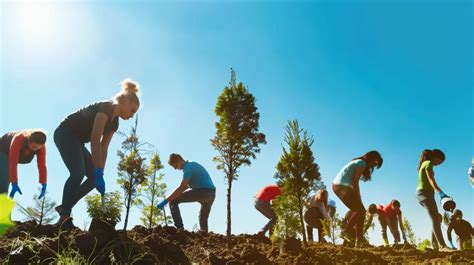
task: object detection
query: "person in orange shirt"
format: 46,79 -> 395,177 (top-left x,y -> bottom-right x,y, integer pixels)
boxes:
254,184 -> 281,236
0,130 -> 48,199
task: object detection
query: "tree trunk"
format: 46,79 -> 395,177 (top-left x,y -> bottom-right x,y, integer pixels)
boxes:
226,175 -> 233,249
123,183 -> 133,232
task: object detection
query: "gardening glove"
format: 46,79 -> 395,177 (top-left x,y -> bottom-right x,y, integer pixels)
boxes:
9,183 -> 22,198
38,183 -> 47,200
157,199 -> 168,210
438,190 -> 448,199
448,241 -> 455,249
93,168 -> 105,196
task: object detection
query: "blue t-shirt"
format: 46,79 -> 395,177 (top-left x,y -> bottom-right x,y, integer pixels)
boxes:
332,159 -> 366,188
183,161 -> 215,189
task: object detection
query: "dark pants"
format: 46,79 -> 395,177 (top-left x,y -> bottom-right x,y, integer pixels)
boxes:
0,152 -> 10,194
379,215 -> 401,243
333,184 -> 366,241
54,125 -> 94,217
254,198 -> 277,235
416,189 -> 446,248
304,207 -> 325,242
170,188 -> 215,232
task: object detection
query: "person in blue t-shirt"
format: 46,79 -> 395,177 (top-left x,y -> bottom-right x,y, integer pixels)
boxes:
157,153 -> 216,232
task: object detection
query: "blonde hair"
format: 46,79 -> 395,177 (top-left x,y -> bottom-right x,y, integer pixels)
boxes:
115,78 -> 140,106
315,189 -> 328,209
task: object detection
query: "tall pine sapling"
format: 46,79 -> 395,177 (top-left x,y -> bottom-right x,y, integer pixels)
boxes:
139,152 -> 172,228
117,117 -> 148,231
211,68 -> 266,248
18,188 -> 57,225
275,120 -> 321,246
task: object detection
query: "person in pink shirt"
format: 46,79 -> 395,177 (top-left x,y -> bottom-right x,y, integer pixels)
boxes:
254,184 -> 281,236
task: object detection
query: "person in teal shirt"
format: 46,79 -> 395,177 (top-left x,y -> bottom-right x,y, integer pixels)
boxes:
157,153 -> 216,232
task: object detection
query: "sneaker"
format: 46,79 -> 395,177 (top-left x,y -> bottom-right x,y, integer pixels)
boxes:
439,246 -> 456,252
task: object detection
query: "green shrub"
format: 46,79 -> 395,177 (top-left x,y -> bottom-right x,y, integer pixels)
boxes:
85,192 -> 122,224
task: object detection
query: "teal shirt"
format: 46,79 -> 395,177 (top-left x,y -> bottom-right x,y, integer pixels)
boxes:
183,161 -> 215,189
332,159 -> 366,188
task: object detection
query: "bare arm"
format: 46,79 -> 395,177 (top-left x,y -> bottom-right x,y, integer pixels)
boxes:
353,166 -> 364,199
398,212 -> 406,237
426,166 -> 442,193
166,179 -> 190,202
100,130 -> 114,168
90,113 -> 108,168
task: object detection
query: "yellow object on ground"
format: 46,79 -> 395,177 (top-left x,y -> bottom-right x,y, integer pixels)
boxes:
0,193 -> 16,235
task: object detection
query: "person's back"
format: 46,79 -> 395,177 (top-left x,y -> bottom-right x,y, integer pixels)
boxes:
183,161 -> 215,190
333,159 -> 366,188
255,184 -> 281,201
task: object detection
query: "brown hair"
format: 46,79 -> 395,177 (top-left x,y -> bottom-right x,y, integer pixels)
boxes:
23,129 -> 47,145
417,149 -> 445,170
115,78 -> 140,106
352,150 -> 383,181
168,153 -> 184,166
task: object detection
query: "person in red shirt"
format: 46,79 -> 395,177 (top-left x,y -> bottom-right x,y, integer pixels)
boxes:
366,200 -> 407,246
0,130 -> 48,199
254,184 -> 281,236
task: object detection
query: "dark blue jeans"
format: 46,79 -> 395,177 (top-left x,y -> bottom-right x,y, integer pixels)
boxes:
416,189 -> 446,248
54,124 -> 94,216
0,152 -> 9,194
169,188 -> 216,232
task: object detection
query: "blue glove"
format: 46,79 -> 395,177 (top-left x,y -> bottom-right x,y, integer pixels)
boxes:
438,190 -> 448,199
157,199 -> 168,210
93,168 -> 105,196
38,183 -> 47,200
9,183 -> 23,198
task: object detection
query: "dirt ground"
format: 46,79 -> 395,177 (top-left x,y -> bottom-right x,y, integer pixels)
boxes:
1,221 -> 473,264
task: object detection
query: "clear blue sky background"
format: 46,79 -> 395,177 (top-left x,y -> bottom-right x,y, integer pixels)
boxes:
1,0 -> 472,246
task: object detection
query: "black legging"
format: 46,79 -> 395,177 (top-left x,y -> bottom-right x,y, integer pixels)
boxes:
333,184 -> 366,241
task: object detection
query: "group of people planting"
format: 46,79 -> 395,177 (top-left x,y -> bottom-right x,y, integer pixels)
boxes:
255,150 -> 473,251
0,79 -> 472,251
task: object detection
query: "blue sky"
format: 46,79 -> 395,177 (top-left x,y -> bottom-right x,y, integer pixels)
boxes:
1,0 -> 472,246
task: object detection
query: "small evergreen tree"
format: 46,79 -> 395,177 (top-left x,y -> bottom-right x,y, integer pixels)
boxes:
321,213 -> 343,244
139,152 -> 172,228
275,120 -> 321,246
402,217 -> 417,245
117,117 -> 148,231
270,189 -> 301,244
18,188 -> 57,225
211,68 -> 266,248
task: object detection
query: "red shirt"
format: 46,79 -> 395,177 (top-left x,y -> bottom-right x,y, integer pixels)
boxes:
376,202 -> 401,217
255,184 -> 281,201
9,134 -> 47,184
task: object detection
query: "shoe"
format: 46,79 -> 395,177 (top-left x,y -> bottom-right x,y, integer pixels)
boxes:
56,216 -> 77,231
439,246 -> 456,252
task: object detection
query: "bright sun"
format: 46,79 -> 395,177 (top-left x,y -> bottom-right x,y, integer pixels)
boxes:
13,2 -> 58,43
